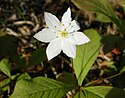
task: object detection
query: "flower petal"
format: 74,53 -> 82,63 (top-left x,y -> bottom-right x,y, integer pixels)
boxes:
69,32 -> 90,45
45,12 -> 60,30
67,20 -> 80,33
33,28 -> 56,43
46,38 -> 62,60
61,7 -> 72,28
62,39 -> 76,58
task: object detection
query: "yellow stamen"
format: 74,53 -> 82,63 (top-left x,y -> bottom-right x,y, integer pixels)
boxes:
61,31 -> 68,38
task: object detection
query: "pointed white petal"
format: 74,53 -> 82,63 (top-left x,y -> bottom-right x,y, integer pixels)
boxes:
67,20 -> 80,33
69,32 -> 90,45
46,38 -> 62,60
62,39 -> 76,58
33,28 -> 56,43
61,7 -> 72,28
45,12 -> 60,29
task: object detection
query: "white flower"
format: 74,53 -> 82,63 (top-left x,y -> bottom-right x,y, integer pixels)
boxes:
34,8 -> 90,60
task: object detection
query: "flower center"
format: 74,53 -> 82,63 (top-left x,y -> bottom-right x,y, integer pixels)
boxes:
61,31 -> 68,38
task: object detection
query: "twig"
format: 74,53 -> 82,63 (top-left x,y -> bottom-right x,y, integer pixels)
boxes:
85,73 -> 121,86
13,21 -> 35,26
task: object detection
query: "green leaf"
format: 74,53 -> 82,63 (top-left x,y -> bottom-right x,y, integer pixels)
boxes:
17,73 -> 31,81
0,59 -> 11,77
74,91 -> 85,98
73,29 -> 101,86
10,77 -> 74,98
11,73 -> 21,80
96,13 -> 111,23
11,54 -> 26,69
71,0 -> 125,35
123,7 -> 125,13
82,86 -> 125,98
27,48 -> 46,66
119,0 -> 125,7
0,78 -> 10,92
56,72 -> 77,86
0,73 -> 20,92
0,35 -> 17,58
119,0 -> 125,13
71,0 -> 117,18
